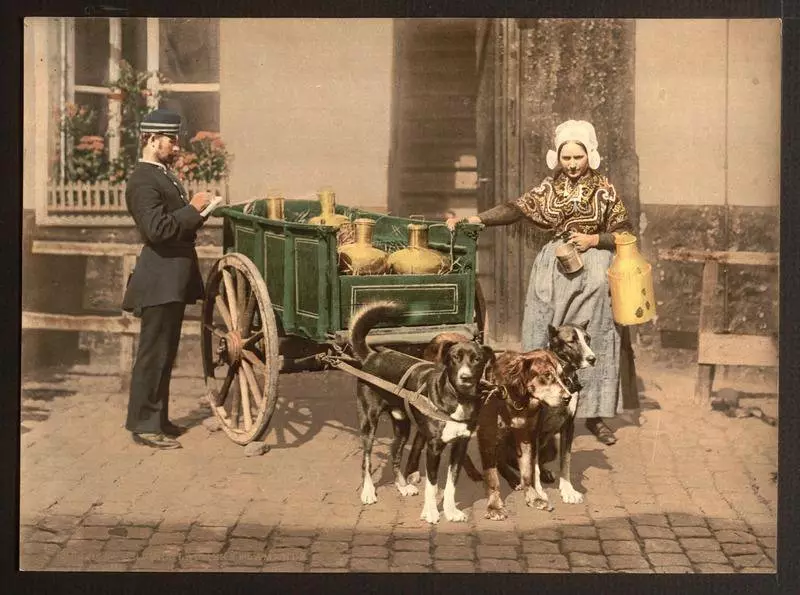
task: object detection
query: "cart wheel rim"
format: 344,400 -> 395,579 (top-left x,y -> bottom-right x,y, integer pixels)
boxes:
201,252 -> 280,445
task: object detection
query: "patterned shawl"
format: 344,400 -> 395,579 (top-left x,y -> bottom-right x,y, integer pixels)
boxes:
513,169 -> 632,236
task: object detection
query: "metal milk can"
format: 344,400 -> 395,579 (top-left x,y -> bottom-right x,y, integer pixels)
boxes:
387,223 -> 450,274
265,192 -> 285,220
337,218 -> 388,275
309,188 -> 352,227
606,232 -> 656,325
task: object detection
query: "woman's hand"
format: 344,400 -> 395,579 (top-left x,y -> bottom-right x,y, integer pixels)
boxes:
445,215 -> 482,231
567,232 -> 599,252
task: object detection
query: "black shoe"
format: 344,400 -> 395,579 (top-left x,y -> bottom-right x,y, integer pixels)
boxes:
585,418 -> 617,446
162,422 -> 188,438
132,432 -> 182,449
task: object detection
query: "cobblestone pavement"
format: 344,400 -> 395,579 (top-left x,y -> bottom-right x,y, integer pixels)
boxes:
19,348 -> 777,574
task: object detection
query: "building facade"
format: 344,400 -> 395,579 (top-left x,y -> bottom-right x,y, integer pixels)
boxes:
22,18 -> 780,366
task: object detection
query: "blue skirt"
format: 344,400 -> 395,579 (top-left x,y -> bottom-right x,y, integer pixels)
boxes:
521,239 -> 624,419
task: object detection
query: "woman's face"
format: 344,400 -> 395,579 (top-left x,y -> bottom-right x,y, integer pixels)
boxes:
559,142 -> 589,179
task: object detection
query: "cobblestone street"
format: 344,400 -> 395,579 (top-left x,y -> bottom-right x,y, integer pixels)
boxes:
19,347 -> 777,574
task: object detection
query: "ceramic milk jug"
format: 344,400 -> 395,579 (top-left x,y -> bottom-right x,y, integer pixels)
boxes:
607,232 -> 656,325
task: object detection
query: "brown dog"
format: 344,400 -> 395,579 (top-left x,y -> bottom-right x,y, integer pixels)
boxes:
477,350 -> 568,520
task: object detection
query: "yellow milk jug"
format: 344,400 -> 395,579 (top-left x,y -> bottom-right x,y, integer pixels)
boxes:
338,218 -> 388,275
387,223 -> 450,274
606,232 -> 656,325
265,193 -> 285,220
308,188 -> 351,227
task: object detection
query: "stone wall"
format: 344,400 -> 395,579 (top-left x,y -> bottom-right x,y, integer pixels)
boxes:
21,211 -> 221,373
642,205 -> 779,345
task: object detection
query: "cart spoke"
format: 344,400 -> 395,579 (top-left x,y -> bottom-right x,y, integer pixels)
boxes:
240,291 -> 257,335
203,322 -> 227,340
215,294 -> 234,332
235,269 -> 248,331
222,268 -> 239,331
242,330 -> 264,349
238,370 -> 253,431
230,368 -> 241,427
242,349 -> 267,376
241,360 -> 263,406
218,362 -> 238,405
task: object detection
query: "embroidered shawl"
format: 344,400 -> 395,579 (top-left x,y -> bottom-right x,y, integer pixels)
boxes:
513,170 -> 632,235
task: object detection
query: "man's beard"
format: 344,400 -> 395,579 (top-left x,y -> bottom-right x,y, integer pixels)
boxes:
160,151 -> 177,167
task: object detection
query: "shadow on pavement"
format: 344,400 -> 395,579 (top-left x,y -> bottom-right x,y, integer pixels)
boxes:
20,387 -> 78,434
17,505 -> 778,575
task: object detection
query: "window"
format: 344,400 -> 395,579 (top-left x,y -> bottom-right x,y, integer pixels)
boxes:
158,18 -> 220,141
58,17 -> 220,180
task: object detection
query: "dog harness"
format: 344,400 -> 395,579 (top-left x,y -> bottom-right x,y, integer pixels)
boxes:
396,361 -> 474,429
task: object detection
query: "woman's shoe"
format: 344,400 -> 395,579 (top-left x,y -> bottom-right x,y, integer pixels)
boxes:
585,417 -> 617,445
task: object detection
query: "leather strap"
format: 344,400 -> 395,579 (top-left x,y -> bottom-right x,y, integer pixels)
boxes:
398,361 -> 432,428
328,359 -> 453,423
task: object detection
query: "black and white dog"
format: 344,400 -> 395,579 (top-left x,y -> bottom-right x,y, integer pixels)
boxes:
350,301 -> 494,524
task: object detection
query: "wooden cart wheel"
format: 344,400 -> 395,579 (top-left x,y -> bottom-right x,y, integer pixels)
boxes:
201,253 -> 280,445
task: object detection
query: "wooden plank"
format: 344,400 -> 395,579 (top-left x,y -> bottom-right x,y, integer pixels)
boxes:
658,248 -> 778,267
22,311 -> 202,336
400,118 -> 476,142
32,240 -> 223,259
695,364 -> 715,402
698,260 -> 719,333
698,332 -> 778,367
401,95 -> 475,119
400,172 -> 477,193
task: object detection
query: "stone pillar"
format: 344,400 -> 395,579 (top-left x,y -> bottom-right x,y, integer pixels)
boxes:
517,18 -> 639,234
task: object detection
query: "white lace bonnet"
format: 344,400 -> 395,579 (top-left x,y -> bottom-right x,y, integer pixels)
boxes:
545,120 -> 601,170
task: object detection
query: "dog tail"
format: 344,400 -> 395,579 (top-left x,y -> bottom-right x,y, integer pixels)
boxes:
349,301 -> 402,361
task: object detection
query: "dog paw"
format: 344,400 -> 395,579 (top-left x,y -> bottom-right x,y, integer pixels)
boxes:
559,483 -> 584,504
360,483 -> 378,505
407,471 -> 421,485
513,482 -> 524,491
484,507 -> 508,521
526,488 -> 552,511
444,506 -> 468,522
396,482 -> 419,497
420,506 -> 440,525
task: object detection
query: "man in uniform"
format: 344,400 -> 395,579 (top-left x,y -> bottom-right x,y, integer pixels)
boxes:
122,109 -> 212,449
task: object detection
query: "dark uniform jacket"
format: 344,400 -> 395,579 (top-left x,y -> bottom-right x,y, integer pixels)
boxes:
122,161 -> 206,314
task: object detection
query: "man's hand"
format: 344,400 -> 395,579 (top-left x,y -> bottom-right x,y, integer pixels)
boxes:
189,191 -> 211,212
567,231 -> 599,252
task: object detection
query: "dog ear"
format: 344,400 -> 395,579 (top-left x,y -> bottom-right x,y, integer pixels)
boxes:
548,324 -> 558,338
441,340 -> 460,360
504,354 -> 526,380
578,319 -> 590,330
481,344 -> 495,365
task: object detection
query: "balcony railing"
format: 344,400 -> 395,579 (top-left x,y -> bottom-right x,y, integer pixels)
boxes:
41,179 -> 229,226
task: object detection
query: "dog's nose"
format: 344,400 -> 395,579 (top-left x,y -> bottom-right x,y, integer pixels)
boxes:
458,371 -> 475,383
587,355 -> 597,365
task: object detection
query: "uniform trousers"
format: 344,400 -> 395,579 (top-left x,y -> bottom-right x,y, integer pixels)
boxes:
125,301 -> 186,434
